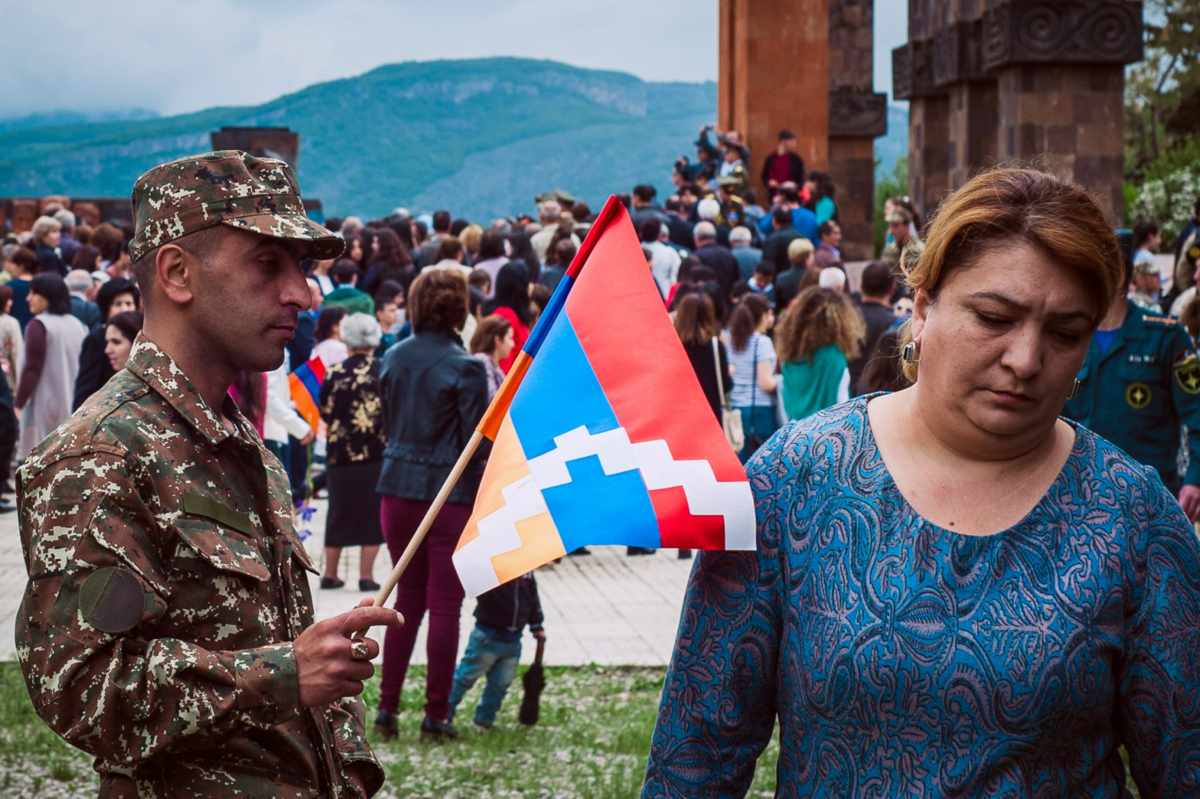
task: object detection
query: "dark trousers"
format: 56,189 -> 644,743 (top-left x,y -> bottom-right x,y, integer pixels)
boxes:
378,495 -> 468,721
0,404 -> 15,486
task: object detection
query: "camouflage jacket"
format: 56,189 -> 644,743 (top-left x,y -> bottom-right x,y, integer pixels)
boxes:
16,336 -> 383,798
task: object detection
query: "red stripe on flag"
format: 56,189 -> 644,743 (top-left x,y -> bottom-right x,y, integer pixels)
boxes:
648,485 -> 727,549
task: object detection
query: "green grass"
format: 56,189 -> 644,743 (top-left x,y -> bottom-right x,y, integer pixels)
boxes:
365,665 -> 779,799
0,661 -> 1142,798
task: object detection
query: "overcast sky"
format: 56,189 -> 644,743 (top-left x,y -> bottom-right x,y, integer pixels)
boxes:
1,0 -> 908,118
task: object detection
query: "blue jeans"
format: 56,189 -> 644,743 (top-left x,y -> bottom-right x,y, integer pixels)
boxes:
447,624 -> 522,725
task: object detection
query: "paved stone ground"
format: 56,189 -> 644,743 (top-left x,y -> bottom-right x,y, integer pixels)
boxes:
1,495 -> 695,666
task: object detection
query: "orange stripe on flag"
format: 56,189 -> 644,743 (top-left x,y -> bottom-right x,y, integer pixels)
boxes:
490,511 -> 566,580
477,350 -> 532,441
458,413 -> 533,552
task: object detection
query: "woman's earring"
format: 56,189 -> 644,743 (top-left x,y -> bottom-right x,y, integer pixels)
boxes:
1067,378 -> 1081,399
901,341 -> 920,365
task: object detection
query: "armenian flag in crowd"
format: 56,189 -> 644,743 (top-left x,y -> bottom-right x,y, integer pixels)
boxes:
452,196 -> 756,598
288,355 -> 325,432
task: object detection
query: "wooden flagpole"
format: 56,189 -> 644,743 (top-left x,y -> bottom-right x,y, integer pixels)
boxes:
369,429 -> 485,610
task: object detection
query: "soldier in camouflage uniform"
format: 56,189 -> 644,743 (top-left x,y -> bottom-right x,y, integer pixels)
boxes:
16,150 -> 404,798
881,207 -> 923,281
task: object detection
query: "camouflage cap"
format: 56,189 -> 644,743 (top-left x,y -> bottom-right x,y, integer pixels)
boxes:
129,150 -> 344,263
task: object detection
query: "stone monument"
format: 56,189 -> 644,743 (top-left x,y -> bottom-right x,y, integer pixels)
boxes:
719,0 -> 888,260
894,0 -> 1143,223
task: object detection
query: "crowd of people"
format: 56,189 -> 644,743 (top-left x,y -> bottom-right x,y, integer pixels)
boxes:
10,137 -> 1200,796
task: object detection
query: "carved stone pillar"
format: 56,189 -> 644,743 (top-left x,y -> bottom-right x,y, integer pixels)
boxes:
719,0 -> 830,193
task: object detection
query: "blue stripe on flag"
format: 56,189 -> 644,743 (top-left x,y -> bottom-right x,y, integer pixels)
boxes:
522,274 -> 573,357
296,367 -> 321,400
509,313 -> 660,551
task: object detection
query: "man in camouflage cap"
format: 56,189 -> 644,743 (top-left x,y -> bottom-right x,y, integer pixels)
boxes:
16,150 -> 402,797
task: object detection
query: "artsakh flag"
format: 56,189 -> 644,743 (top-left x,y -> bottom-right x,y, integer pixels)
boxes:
452,196 -> 756,598
288,356 -> 325,432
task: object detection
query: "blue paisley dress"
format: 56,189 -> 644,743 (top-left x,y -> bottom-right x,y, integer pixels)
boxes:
643,397 -> 1200,798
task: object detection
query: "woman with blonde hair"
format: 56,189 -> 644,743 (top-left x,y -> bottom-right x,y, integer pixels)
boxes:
776,237 -> 815,311
31,216 -> 65,276
647,168 -> 1200,796
774,286 -> 864,421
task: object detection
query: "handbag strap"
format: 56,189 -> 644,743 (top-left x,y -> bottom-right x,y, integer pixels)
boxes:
750,336 -> 758,409
711,337 -> 728,408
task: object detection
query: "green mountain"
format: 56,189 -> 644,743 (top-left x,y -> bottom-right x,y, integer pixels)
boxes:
0,59 -> 716,221
0,57 -> 907,222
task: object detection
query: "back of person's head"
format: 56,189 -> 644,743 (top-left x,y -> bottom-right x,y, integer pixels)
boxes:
340,312 -> 382,351
97,277 -> 140,321
72,245 -> 101,271
324,216 -> 343,233
787,237 -> 814,267
729,226 -> 752,245
468,286 -> 485,320
728,292 -> 772,353
554,238 -> 578,268
858,328 -> 910,394
818,267 -> 847,291
29,272 -> 72,314
477,230 -> 506,261
775,286 -> 864,363
432,210 -> 452,234
0,285 -> 12,314
6,246 -> 37,276
1132,219 -> 1160,249
694,221 -> 717,243
373,227 -> 412,269
664,197 -> 684,214
860,261 -> 894,298
900,167 -> 1123,380
409,268 -> 469,334
436,236 -> 464,262
773,206 -> 792,227
450,218 -> 470,238
639,217 -> 662,243
331,259 -> 359,286
315,305 -> 347,342
467,269 -> 492,296
690,264 -> 718,284
809,171 -> 836,201
486,261 -> 533,326
65,269 -> 91,293
697,198 -> 721,221
633,185 -> 656,204
672,291 -> 719,346
91,223 -> 125,263
54,209 -> 77,231
107,310 -> 145,344
469,313 -> 513,356
781,184 -> 801,204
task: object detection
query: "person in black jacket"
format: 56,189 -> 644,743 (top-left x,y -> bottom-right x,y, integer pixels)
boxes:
446,572 -> 546,731
760,128 -> 806,199
71,278 -> 140,410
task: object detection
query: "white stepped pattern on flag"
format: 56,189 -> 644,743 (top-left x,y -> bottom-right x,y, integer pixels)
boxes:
454,425 -> 757,596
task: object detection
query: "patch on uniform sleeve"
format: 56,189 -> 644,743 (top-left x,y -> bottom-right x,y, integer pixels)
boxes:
1175,352 -> 1200,394
78,567 -> 145,633
1126,382 -> 1152,409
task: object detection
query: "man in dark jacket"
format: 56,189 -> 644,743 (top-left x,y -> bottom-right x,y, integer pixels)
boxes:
446,572 -> 546,731
760,129 -> 806,198
693,222 -> 739,297
762,207 -> 804,274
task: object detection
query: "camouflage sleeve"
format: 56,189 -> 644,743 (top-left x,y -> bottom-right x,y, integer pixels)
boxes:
16,449 -> 303,763
329,698 -> 385,797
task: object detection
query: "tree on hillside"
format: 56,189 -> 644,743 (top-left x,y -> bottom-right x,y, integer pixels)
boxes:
1126,0 -> 1200,176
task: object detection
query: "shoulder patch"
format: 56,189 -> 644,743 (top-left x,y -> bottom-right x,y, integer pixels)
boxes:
79,567 -> 146,634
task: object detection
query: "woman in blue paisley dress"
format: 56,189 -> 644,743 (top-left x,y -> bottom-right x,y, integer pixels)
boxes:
643,168 -> 1200,798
